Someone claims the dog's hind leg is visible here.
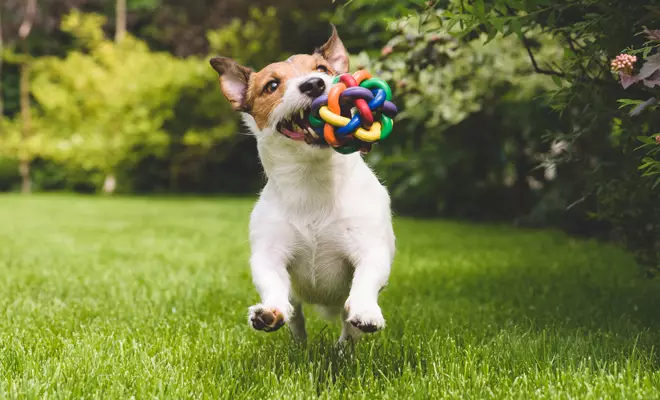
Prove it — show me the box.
[288,300,307,342]
[344,241,394,333]
[338,307,362,346]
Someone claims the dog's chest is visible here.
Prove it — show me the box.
[287,220,353,306]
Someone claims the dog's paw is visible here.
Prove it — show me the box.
[344,299,385,333]
[247,304,285,332]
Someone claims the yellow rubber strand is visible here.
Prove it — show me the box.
[355,122,382,142]
[319,106,350,127]
[319,106,382,142]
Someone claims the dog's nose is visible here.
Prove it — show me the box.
[298,77,326,98]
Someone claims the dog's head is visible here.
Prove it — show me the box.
[209,26,349,148]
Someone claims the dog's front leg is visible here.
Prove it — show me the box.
[344,242,393,334]
[247,215,297,334]
[247,247,295,333]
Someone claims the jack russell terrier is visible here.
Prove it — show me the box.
[210,26,395,345]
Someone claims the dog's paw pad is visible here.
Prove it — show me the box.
[349,317,382,333]
[345,302,385,333]
[248,305,285,332]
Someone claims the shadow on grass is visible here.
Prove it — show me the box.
[208,220,660,395]
[238,248,659,394]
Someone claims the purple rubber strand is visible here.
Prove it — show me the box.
[380,101,398,117]
[311,95,329,116]
[340,87,374,102]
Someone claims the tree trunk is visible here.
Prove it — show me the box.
[115,0,127,42]
[102,0,127,194]
[18,0,37,40]
[0,6,4,120]
[17,0,37,194]
[19,159,31,193]
[19,56,32,194]
[102,174,117,194]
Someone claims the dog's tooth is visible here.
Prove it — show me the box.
[307,127,318,138]
[299,109,304,119]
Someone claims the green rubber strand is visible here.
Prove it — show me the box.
[359,78,392,101]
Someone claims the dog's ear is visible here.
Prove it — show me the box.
[210,57,253,112]
[316,24,349,74]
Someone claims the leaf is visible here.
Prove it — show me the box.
[484,26,498,43]
[643,27,660,42]
[630,97,658,116]
[616,98,643,108]
[475,0,485,16]
[551,75,563,88]
[619,72,641,89]
[643,46,652,59]
[636,135,655,145]
[493,16,506,30]
[508,19,522,38]
[636,53,660,80]
[563,47,575,59]
[643,70,660,88]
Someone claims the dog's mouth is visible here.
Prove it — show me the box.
[276,107,327,147]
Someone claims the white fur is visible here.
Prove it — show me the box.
[243,72,395,344]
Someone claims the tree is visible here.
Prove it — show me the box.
[348,10,562,218]
[28,11,205,192]
[341,0,660,272]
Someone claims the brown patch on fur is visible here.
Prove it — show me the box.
[211,26,348,130]
[244,54,334,129]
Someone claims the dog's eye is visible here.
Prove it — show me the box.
[316,65,329,74]
[263,80,279,94]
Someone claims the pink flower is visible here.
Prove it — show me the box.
[655,135,660,144]
[611,53,637,75]
[381,46,393,57]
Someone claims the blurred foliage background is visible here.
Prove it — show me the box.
[0,0,658,274]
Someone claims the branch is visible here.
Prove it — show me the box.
[565,34,578,54]
[521,34,565,77]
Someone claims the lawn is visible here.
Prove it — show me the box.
[0,194,658,399]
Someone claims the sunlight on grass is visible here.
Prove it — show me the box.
[0,195,658,399]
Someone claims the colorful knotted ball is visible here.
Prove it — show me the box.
[309,70,398,154]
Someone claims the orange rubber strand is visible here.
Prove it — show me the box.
[353,70,372,85]
[328,82,346,115]
[325,82,346,147]
[324,123,340,146]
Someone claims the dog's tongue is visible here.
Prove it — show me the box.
[281,127,306,141]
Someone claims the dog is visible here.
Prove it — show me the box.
[209,26,395,345]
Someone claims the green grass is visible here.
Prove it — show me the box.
[0,194,658,399]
